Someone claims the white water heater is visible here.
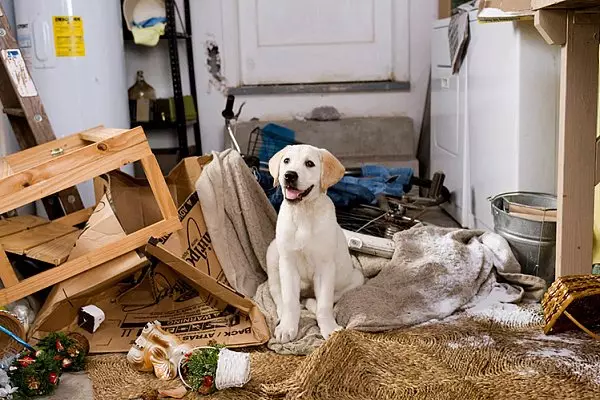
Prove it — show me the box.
[15,0,130,211]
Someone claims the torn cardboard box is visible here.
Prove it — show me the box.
[477,0,534,23]
[59,261,268,352]
[30,156,269,351]
[30,156,208,339]
[28,191,149,339]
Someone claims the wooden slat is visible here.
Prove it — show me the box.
[596,137,600,186]
[534,10,567,44]
[0,222,77,254]
[532,0,600,10]
[79,126,128,143]
[0,215,48,238]
[555,11,599,277]
[3,107,24,117]
[0,158,12,178]
[140,155,179,221]
[24,230,81,265]
[54,207,94,227]
[0,217,180,306]
[0,245,18,288]
[3,134,87,174]
[0,130,150,214]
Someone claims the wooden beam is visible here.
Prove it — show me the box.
[0,131,150,214]
[0,215,48,238]
[0,159,12,179]
[2,134,87,174]
[0,222,77,254]
[79,126,128,143]
[24,230,81,265]
[535,10,567,44]
[596,137,600,186]
[555,10,599,276]
[3,108,24,117]
[140,155,179,221]
[0,218,180,306]
[0,245,18,288]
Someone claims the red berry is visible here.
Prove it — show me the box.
[18,356,35,368]
[49,372,59,385]
[203,375,214,388]
[62,358,73,369]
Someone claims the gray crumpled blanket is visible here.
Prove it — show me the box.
[197,150,547,355]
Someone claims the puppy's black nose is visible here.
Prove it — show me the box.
[284,171,298,183]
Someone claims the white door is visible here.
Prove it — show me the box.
[237,0,395,84]
[430,22,470,227]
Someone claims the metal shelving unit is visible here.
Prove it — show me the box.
[122,0,201,159]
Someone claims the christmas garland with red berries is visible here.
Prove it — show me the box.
[7,332,88,398]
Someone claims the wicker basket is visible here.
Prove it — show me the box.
[542,275,600,339]
[0,310,26,360]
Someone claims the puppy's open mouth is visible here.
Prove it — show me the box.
[285,185,314,202]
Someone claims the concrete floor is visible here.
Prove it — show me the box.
[42,373,94,400]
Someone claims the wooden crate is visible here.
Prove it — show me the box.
[0,126,181,306]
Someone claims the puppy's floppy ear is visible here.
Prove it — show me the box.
[320,149,345,191]
[268,146,288,187]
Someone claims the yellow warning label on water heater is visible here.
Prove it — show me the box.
[52,16,85,57]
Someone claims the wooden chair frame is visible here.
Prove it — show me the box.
[0,126,181,306]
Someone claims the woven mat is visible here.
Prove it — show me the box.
[86,316,600,399]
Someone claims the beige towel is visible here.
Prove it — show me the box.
[195,149,276,297]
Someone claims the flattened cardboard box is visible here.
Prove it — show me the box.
[33,156,269,352]
[477,0,533,22]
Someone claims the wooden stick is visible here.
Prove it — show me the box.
[555,11,599,276]
[0,244,18,288]
[140,154,179,221]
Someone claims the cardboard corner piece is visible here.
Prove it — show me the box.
[33,156,269,352]
[477,0,533,23]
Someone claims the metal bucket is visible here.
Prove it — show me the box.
[490,192,556,284]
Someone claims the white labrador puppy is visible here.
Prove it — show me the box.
[266,144,365,343]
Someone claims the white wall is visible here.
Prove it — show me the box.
[1,0,437,155]
[126,0,437,153]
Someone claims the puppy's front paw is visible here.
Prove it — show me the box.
[319,319,342,340]
[274,320,298,343]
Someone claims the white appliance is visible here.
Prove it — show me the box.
[431,12,559,230]
[14,0,130,212]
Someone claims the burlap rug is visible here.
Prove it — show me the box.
[86,315,600,399]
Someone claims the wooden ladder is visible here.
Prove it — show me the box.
[0,4,84,219]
